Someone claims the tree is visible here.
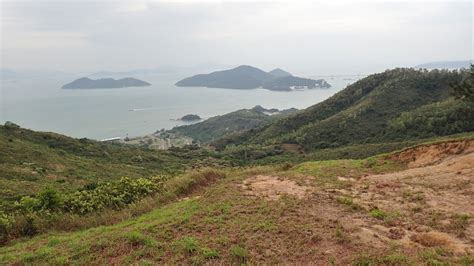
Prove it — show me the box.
[451,64,473,101]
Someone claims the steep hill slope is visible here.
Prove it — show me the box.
[216,68,471,151]
[2,137,472,264]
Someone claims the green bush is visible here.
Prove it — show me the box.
[17,196,41,213]
[37,188,62,211]
[62,176,165,214]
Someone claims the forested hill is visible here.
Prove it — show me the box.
[214,68,473,151]
[168,106,297,144]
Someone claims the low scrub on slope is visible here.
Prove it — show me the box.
[0,168,226,244]
[214,68,472,151]
[0,124,226,201]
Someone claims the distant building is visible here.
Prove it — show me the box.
[290,85,308,90]
[100,137,121,142]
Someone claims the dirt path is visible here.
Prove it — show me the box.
[240,175,311,200]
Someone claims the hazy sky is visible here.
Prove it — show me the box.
[1,0,472,75]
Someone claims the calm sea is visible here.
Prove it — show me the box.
[0,73,358,140]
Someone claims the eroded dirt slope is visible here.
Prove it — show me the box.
[239,139,473,263]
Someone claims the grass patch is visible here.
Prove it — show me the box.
[337,196,364,211]
[369,209,387,220]
[449,213,470,237]
[352,252,411,265]
[334,225,351,244]
[124,231,158,248]
[202,248,220,259]
[418,247,452,264]
[47,238,60,247]
[379,253,410,264]
[176,236,200,255]
[288,157,403,188]
[230,245,248,263]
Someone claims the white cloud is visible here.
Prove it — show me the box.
[0,0,471,74]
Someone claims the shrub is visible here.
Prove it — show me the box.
[2,169,223,243]
[0,212,13,244]
[37,188,62,211]
[17,196,41,213]
[62,176,164,214]
[20,215,38,236]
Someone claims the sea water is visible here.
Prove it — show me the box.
[0,72,358,140]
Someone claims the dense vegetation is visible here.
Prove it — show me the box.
[386,98,474,139]
[451,64,473,101]
[0,123,226,201]
[214,68,472,151]
[170,108,277,143]
[167,106,298,145]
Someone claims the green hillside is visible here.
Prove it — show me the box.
[0,123,224,201]
[215,68,472,151]
[170,109,273,143]
[169,106,296,144]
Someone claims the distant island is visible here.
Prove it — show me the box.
[175,65,330,91]
[179,114,201,122]
[62,77,151,89]
[125,105,300,148]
